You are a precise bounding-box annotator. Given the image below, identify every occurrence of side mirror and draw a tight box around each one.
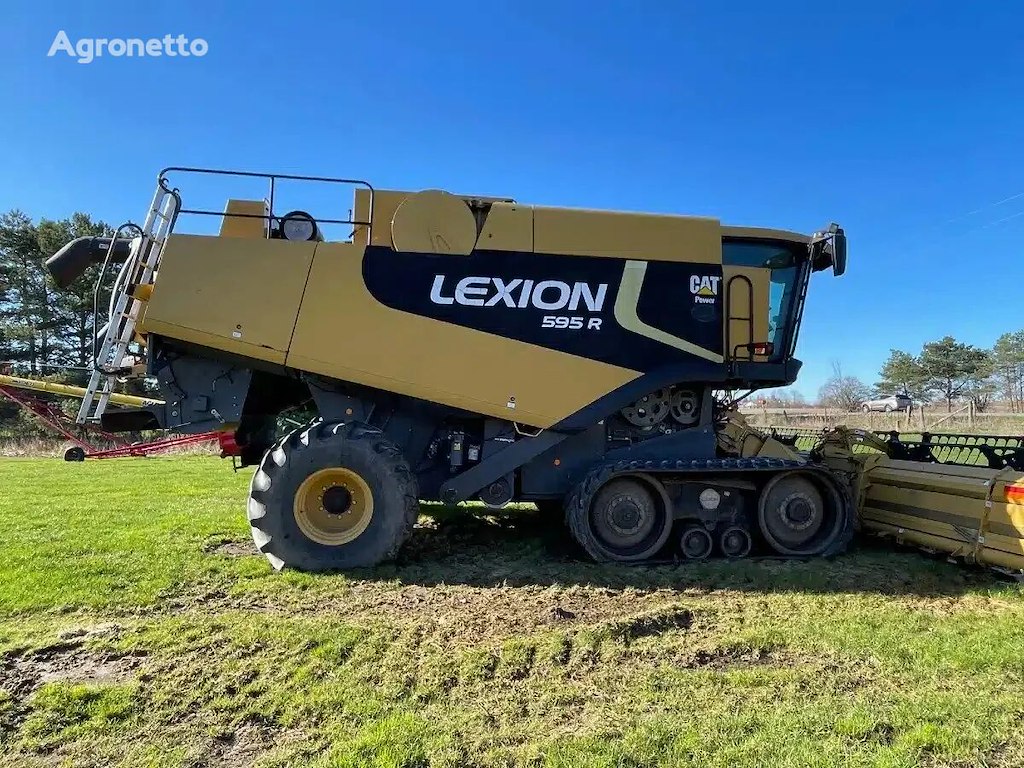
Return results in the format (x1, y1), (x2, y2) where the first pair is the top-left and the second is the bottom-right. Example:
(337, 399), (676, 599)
(810, 224), (847, 276)
(831, 228), (847, 276)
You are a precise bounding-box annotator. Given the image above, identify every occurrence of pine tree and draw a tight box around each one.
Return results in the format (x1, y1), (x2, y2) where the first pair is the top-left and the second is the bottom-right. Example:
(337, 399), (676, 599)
(36, 213), (114, 383)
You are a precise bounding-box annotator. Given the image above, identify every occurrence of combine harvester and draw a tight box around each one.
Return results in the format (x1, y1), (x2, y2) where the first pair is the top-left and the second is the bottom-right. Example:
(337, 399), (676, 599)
(42, 167), (1022, 574)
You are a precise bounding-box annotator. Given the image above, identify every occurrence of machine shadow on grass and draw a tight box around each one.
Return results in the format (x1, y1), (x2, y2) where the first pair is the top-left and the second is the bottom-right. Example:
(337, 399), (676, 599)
(330, 502), (1010, 599)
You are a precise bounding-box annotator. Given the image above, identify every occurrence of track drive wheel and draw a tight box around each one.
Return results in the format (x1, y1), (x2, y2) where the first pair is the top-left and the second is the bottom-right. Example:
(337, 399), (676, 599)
(567, 472), (673, 563)
(247, 420), (419, 571)
(757, 470), (851, 557)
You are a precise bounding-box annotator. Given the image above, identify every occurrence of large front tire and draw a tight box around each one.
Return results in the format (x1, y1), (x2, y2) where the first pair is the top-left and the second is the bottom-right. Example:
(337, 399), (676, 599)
(247, 420), (419, 571)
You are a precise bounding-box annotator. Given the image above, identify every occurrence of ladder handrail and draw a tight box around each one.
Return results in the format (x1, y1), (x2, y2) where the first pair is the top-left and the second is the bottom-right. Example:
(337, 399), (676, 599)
(77, 181), (182, 424)
(91, 222), (142, 373)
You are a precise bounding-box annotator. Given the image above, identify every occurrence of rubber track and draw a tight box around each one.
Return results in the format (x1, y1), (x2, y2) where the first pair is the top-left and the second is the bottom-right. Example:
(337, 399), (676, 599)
(249, 417), (420, 569)
(565, 457), (856, 566)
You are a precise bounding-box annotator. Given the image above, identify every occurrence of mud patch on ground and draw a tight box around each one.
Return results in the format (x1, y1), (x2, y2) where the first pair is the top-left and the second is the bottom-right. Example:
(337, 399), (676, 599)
(195, 718), (308, 768)
(608, 607), (694, 642)
(204, 537), (258, 558)
(0, 637), (144, 734)
(207, 723), (275, 767)
(642, 643), (884, 693)
(680, 645), (783, 669)
(341, 583), (683, 643)
(401, 508), (562, 561)
(183, 582), (696, 645)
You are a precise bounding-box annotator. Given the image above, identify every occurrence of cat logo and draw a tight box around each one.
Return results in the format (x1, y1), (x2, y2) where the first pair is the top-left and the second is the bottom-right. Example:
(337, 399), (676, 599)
(689, 275), (721, 305)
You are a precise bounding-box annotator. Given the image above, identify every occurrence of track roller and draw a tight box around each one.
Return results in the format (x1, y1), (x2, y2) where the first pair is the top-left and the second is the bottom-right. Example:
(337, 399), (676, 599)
(718, 525), (752, 559)
(679, 524), (714, 560)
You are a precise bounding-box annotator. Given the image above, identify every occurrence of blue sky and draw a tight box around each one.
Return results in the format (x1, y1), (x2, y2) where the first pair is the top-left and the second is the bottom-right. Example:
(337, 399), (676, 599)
(2, 1), (1022, 399)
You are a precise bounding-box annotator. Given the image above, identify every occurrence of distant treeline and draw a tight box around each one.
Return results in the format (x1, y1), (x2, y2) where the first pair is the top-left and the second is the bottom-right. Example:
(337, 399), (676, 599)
(0, 209), (115, 381)
(0, 209), (119, 436)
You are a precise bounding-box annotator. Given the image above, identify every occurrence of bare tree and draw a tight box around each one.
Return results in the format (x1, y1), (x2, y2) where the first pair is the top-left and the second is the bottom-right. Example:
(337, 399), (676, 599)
(818, 361), (871, 412)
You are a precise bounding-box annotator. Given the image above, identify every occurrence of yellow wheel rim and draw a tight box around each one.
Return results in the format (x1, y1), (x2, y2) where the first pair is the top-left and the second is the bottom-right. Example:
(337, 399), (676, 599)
(293, 467), (374, 546)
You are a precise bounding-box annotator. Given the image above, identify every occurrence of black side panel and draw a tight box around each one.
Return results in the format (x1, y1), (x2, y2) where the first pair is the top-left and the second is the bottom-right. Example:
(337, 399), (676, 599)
(602, 427), (717, 464)
(635, 260), (723, 355)
(520, 424), (607, 497)
(361, 245), (724, 373)
(552, 361), (723, 432)
(152, 354), (253, 433)
(439, 430), (569, 503)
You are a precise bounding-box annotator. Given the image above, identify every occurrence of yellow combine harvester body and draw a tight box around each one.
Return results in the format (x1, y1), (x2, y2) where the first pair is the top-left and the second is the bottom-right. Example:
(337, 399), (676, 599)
(43, 166), (1022, 576)
(137, 188), (804, 429)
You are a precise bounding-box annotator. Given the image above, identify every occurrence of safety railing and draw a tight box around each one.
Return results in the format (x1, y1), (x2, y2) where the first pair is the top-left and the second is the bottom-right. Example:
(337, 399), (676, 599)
(158, 166), (375, 242)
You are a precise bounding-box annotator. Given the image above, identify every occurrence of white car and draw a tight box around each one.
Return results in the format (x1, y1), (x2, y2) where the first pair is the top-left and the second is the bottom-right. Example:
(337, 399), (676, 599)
(861, 394), (912, 413)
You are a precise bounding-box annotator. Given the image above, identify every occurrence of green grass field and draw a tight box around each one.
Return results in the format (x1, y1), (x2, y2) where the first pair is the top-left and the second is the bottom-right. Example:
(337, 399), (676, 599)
(1, 457), (1023, 767)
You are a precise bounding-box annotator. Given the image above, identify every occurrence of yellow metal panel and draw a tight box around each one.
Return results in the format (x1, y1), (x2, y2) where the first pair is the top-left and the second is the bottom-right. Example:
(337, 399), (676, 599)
(868, 461), (993, 498)
(858, 459), (1024, 570)
(355, 189), (530, 253)
(351, 190), (813, 259)
(866, 521), (975, 556)
(287, 242), (641, 428)
(868, 484), (986, 522)
(722, 266), (770, 360)
(219, 199), (269, 239)
(981, 531), (1024, 557)
(861, 503), (977, 540)
(390, 190), (477, 255)
(986, 501), (1024, 537)
(864, 518), (1024, 573)
(533, 206), (722, 262)
(477, 203), (533, 252)
(353, 189), (410, 247)
(978, 547), (1024, 571)
(141, 234), (316, 354)
(861, 509), (975, 550)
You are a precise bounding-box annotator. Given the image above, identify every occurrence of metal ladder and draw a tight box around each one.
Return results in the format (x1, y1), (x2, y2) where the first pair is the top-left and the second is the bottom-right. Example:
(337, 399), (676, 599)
(77, 183), (180, 424)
